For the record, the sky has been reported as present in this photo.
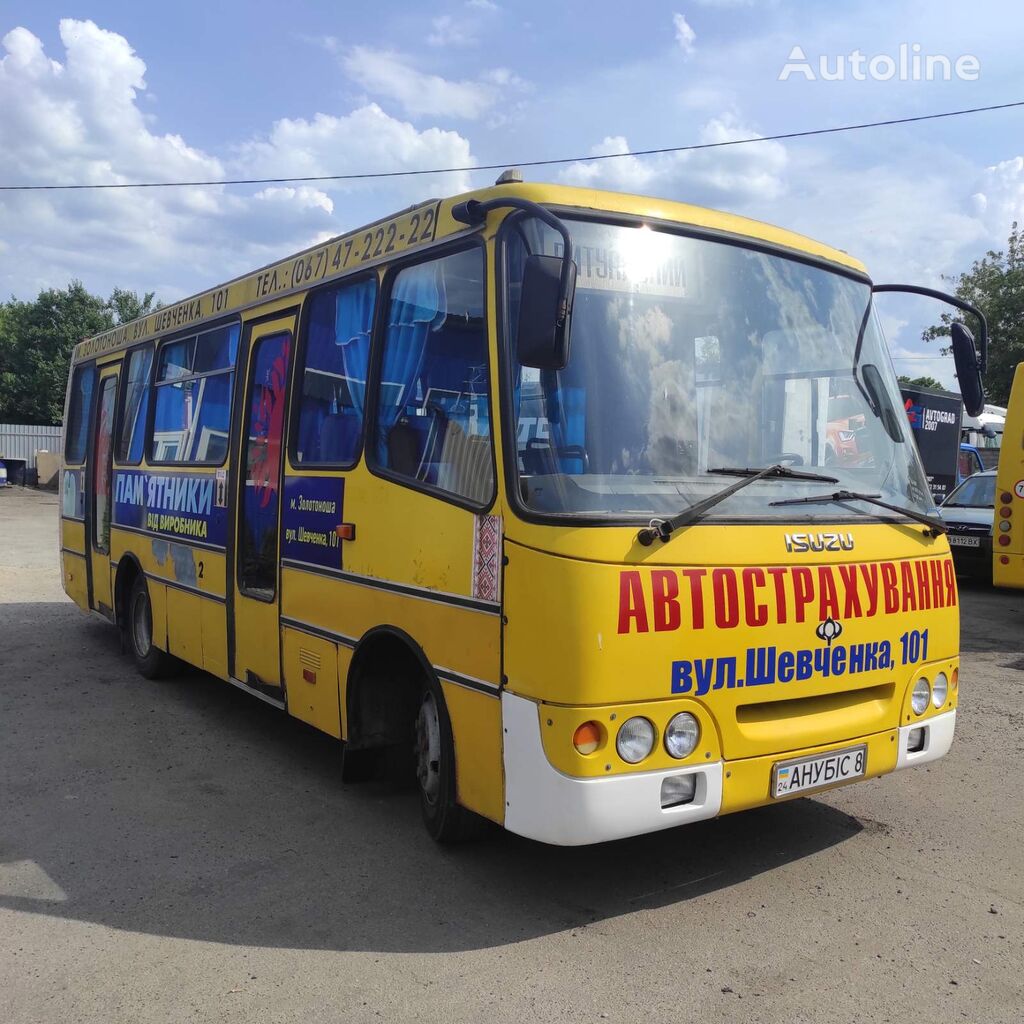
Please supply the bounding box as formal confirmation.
[1,0,1023,390]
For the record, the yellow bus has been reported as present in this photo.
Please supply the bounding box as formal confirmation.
[994,363,1024,587]
[60,173,986,845]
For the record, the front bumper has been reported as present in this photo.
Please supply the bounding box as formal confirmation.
[896,708,956,768]
[501,692,722,845]
[501,693,957,846]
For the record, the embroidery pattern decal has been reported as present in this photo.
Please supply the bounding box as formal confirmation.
[472,514,502,603]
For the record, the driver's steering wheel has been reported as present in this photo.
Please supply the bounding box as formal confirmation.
[764,452,805,466]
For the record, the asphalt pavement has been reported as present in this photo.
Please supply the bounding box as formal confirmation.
[1,486,1021,1023]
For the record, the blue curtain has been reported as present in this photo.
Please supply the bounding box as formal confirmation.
[337,276,377,419]
[376,262,446,462]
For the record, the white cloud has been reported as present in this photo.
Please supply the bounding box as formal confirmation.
[427,15,475,47]
[467,0,499,9]
[0,20,222,186]
[236,104,475,199]
[341,45,518,120]
[969,156,1024,237]
[0,21,479,303]
[253,185,334,215]
[673,13,696,55]
[560,113,787,204]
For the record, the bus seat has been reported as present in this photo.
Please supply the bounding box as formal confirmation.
[319,412,359,463]
[387,419,423,477]
[437,420,491,504]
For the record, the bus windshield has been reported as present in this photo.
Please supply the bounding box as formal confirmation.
[506,216,933,521]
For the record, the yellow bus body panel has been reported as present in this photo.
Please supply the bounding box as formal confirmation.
[440,681,505,823]
[110,524,228,677]
[61,550,89,611]
[281,568,500,694]
[283,627,342,738]
[505,523,959,767]
[995,363,1024,586]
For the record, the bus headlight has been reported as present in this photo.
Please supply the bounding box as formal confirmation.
[911,678,930,715]
[931,672,948,708]
[616,717,656,764]
[664,712,700,759]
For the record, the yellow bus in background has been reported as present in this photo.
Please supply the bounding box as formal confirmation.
[60,174,986,845]
[994,363,1024,587]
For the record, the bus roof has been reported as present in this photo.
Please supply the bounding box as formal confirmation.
[73,179,868,363]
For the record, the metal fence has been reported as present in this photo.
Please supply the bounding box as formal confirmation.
[0,423,62,470]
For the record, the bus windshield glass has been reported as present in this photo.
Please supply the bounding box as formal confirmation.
[506,216,933,521]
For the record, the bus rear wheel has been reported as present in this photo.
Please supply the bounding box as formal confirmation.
[414,680,487,843]
[127,575,176,679]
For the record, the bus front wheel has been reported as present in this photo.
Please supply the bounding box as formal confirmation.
[414,680,486,842]
[127,576,176,680]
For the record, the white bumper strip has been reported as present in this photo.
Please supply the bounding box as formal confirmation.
[502,692,723,846]
[896,708,956,769]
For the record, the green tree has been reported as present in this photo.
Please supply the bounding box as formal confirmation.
[108,286,157,326]
[923,222,1024,405]
[0,283,156,424]
[897,374,944,390]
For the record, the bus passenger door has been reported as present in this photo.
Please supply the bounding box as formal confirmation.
[231,314,295,695]
[88,368,119,617]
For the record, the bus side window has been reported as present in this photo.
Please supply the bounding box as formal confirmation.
[294,276,377,466]
[65,363,96,464]
[116,345,154,464]
[372,248,494,506]
[150,323,238,464]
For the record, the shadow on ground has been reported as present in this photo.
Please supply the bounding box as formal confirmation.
[0,599,863,953]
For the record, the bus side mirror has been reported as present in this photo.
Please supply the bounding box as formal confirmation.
[517,253,576,371]
[951,321,985,417]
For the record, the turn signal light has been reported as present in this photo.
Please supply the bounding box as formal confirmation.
[573,721,603,755]
[1000,506,1012,519]
[951,668,959,690]
[1002,491,1013,503]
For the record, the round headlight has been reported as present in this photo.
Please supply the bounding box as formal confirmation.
[932,672,948,708]
[911,678,930,715]
[664,712,700,759]
[616,717,656,764]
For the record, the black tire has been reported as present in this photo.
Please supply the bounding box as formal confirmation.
[126,575,176,679]
[414,676,488,843]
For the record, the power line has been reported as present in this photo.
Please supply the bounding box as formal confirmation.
[1,99,1022,192]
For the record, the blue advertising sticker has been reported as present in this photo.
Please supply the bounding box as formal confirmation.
[281,475,345,569]
[113,469,228,547]
[62,469,86,519]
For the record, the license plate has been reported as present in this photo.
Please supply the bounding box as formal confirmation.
[948,535,981,548]
[772,745,867,798]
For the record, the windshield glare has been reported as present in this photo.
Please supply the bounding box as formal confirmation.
[505,217,933,521]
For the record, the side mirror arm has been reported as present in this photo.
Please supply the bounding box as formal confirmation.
[872,283,988,374]
[452,197,574,326]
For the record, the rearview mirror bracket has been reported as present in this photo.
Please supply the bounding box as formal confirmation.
[872,283,988,417]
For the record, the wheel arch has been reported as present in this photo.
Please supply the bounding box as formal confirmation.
[344,624,437,751]
[113,553,145,630]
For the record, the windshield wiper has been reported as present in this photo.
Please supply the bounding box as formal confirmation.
[769,489,946,534]
[637,464,840,545]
